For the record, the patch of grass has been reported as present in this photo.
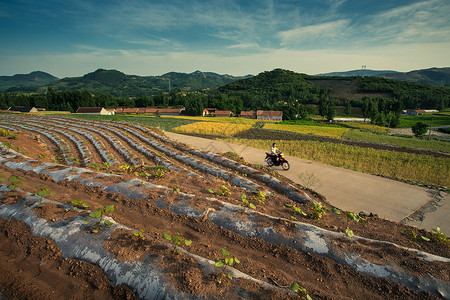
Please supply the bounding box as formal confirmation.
[343,130,450,152]
[264,124,348,138]
[398,114,450,128]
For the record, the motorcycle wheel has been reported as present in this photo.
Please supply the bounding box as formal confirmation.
[265,158,273,167]
[281,161,290,170]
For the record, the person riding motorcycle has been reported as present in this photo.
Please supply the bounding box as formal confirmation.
[270,143,279,164]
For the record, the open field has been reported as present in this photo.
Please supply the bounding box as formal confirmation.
[0,114,448,299]
[173,122,252,136]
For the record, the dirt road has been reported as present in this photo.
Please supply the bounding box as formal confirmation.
[165,132,449,233]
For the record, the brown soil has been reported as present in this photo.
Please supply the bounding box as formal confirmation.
[0,114,448,299]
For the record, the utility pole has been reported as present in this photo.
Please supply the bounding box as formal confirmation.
[361,65,366,77]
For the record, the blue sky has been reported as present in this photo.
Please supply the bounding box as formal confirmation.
[1,0,449,78]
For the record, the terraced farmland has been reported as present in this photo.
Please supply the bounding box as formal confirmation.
[0,114,448,299]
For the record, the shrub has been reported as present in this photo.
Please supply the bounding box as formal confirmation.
[411,122,428,137]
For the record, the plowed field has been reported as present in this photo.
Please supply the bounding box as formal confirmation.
[0,114,448,299]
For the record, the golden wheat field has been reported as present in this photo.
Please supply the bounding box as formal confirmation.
[173,122,252,136]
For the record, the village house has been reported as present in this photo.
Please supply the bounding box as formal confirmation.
[240,110,257,119]
[7,106,39,113]
[76,107,111,115]
[157,108,185,116]
[202,108,216,116]
[256,110,283,122]
[403,109,426,116]
[214,110,232,117]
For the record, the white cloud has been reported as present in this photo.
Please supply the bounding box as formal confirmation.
[278,19,350,47]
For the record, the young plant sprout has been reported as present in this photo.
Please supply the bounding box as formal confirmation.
[214,248,240,284]
[240,193,256,209]
[66,199,90,211]
[284,203,307,220]
[163,232,192,255]
[310,203,327,220]
[85,205,115,234]
[332,208,366,238]
[32,185,54,207]
[290,282,312,300]
[133,229,145,241]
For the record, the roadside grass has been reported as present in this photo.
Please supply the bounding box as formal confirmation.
[342,130,450,153]
[173,122,252,136]
[220,137,450,187]
[264,123,347,138]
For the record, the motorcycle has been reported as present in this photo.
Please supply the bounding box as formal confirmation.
[265,152,290,170]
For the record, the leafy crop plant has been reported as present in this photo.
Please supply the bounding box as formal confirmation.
[215,248,240,284]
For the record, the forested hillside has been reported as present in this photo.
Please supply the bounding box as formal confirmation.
[0,71,59,92]
[10,69,249,97]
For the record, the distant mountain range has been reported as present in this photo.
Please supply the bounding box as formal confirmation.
[317,67,450,86]
[1,67,448,96]
[0,69,251,96]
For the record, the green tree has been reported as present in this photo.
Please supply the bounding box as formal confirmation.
[411,122,428,137]
[345,100,351,116]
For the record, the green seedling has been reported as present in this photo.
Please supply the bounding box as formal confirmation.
[332,208,366,238]
[215,248,240,284]
[1,175,24,191]
[8,134,18,140]
[136,171,152,179]
[208,185,231,197]
[284,203,307,220]
[52,156,63,163]
[0,129,11,136]
[172,187,181,192]
[90,163,100,171]
[37,154,46,159]
[402,229,430,247]
[70,157,80,165]
[253,190,266,204]
[118,164,133,173]
[163,232,192,255]
[219,185,231,196]
[240,193,256,209]
[290,282,312,300]
[310,203,327,220]
[102,162,111,170]
[133,229,145,241]
[431,227,448,246]
[85,205,115,234]
[31,185,54,207]
[66,199,90,211]
[154,168,165,179]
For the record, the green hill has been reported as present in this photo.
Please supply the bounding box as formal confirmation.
[0,71,59,92]
[46,69,250,97]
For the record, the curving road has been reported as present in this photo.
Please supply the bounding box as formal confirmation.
[165,131,449,233]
